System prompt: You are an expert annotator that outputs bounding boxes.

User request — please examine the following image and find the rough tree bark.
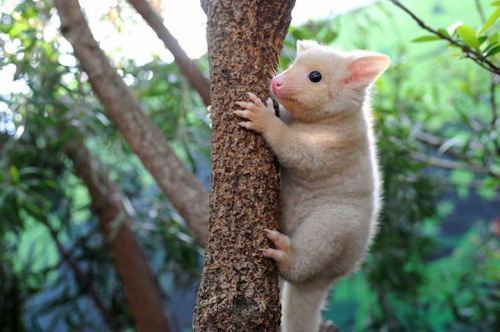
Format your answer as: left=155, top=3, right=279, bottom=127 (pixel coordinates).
left=193, top=1, right=295, bottom=331
left=127, top=0, right=211, bottom=106
left=53, top=0, right=209, bottom=245
left=65, top=140, right=170, bottom=332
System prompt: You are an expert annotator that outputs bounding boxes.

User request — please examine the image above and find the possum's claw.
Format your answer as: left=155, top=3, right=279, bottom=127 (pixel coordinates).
left=265, top=229, right=291, bottom=251
left=262, top=229, right=291, bottom=270
left=206, top=105, right=212, bottom=128
left=234, top=93, right=278, bottom=134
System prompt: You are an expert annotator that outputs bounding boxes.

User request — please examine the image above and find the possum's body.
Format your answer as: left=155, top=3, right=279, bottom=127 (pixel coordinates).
left=276, top=107, right=381, bottom=332
left=235, top=40, right=390, bottom=332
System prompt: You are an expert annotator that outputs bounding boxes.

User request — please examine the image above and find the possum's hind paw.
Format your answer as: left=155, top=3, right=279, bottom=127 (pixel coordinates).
left=262, top=229, right=291, bottom=270
left=265, top=229, right=291, bottom=251
left=206, top=105, right=212, bottom=128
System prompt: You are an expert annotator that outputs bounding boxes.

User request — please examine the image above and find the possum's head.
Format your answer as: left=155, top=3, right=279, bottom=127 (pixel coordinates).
left=271, top=40, right=390, bottom=121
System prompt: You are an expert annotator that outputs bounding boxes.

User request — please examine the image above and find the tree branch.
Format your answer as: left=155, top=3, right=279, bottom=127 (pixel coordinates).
left=127, top=0, right=211, bottom=106
left=474, top=0, right=486, bottom=24
left=389, top=0, right=499, bottom=75
left=53, top=0, right=209, bottom=246
left=200, top=0, right=209, bottom=15
left=64, top=137, right=171, bottom=332
left=410, top=151, right=485, bottom=172
left=44, top=222, right=122, bottom=332
left=489, top=76, right=499, bottom=154
left=415, top=131, right=499, bottom=177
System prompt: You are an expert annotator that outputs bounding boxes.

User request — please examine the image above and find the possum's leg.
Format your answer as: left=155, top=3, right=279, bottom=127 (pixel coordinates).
left=265, top=228, right=335, bottom=332
left=264, top=207, right=370, bottom=283
left=265, top=208, right=366, bottom=332
left=281, top=280, right=331, bottom=332
left=263, top=229, right=292, bottom=270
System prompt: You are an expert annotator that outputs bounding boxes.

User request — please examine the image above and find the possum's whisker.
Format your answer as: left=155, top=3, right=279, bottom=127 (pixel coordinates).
left=269, top=64, right=278, bottom=76
left=267, top=61, right=276, bottom=72
left=264, top=63, right=278, bottom=79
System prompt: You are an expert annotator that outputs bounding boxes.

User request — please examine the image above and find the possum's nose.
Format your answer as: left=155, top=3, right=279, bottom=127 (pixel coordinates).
left=271, top=76, right=284, bottom=95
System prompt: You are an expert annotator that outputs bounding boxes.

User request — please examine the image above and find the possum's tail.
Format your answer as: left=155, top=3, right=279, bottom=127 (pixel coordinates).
left=281, top=280, right=331, bottom=332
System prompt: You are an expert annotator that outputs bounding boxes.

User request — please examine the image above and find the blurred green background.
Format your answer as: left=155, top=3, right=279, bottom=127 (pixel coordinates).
left=0, top=0, right=498, bottom=331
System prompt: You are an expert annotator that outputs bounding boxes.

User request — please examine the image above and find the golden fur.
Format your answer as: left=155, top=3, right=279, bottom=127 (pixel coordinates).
left=234, top=40, right=390, bottom=332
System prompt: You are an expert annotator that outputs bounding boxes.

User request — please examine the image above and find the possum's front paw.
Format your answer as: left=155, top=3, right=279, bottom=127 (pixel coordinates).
left=262, top=229, right=292, bottom=274
left=234, top=92, right=276, bottom=134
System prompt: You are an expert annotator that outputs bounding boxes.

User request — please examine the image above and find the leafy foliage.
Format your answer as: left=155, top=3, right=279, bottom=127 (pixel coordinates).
left=393, top=0, right=499, bottom=74
left=1, top=0, right=205, bottom=329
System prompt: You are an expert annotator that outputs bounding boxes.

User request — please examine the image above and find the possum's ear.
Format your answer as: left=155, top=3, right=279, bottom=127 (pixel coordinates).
left=345, top=54, right=390, bottom=87
left=296, top=40, right=319, bottom=54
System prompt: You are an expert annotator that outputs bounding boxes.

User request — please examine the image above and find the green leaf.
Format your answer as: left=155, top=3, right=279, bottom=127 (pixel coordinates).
left=491, top=32, right=499, bottom=43
left=478, top=185, right=496, bottom=200
left=479, top=8, right=500, bottom=35
left=483, top=41, right=498, bottom=53
left=412, top=35, right=442, bottom=43
left=451, top=169, right=474, bottom=187
left=9, top=166, right=20, bottom=184
left=485, top=45, right=500, bottom=57
left=491, top=1, right=500, bottom=8
left=456, top=25, right=480, bottom=50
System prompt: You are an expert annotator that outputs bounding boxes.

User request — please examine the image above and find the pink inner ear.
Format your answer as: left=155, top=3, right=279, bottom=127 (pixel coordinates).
left=345, top=55, right=390, bottom=86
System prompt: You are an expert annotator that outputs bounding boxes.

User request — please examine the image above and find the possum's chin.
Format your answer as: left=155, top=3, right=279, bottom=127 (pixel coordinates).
left=274, top=95, right=300, bottom=110
left=279, top=100, right=301, bottom=116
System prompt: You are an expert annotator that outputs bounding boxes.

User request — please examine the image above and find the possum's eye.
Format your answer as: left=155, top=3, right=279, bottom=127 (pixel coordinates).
left=308, top=71, right=322, bottom=83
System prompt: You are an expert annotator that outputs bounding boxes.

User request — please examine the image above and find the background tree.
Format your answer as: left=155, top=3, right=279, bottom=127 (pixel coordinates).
left=53, top=0, right=210, bottom=246
left=1, top=0, right=207, bottom=329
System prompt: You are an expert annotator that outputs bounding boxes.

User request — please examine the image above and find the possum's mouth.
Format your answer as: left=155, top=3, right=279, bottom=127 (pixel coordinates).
left=273, top=89, right=300, bottom=106
left=280, top=97, right=299, bottom=104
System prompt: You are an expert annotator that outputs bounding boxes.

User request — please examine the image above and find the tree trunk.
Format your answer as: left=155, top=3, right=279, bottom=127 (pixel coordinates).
left=193, top=1, right=295, bottom=331
left=65, top=141, right=170, bottom=332
left=53, top=0, right=209, bottom=246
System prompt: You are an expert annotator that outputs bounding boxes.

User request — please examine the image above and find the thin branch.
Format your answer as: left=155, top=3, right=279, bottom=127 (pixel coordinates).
left=415, top=132, right=478, bottom=159
left=44, top=222, right=122, bottom=332
left=200, top=0, right=209, bottom=15
left=414, top=132, right=500, bottom=177
left=127, top=0, right=211, bottom=106
left=489, top=76, right=499, bottom=154
left=410, top=151, right=484, bottom=172
left=474, top=0, right=486, bottom=24
left=389, top=0, right=499, bottom=75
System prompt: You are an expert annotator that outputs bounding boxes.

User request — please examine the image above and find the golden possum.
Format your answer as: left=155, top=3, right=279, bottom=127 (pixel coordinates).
left=234, top=40, right=390, bottom=332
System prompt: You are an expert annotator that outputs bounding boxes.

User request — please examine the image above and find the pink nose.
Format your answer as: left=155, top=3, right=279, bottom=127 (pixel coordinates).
left=271, top=77, right=284, bottom=94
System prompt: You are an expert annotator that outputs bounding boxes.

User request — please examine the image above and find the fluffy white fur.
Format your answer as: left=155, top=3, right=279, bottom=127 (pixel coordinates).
left=234, top=40, right=390, bottom=332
